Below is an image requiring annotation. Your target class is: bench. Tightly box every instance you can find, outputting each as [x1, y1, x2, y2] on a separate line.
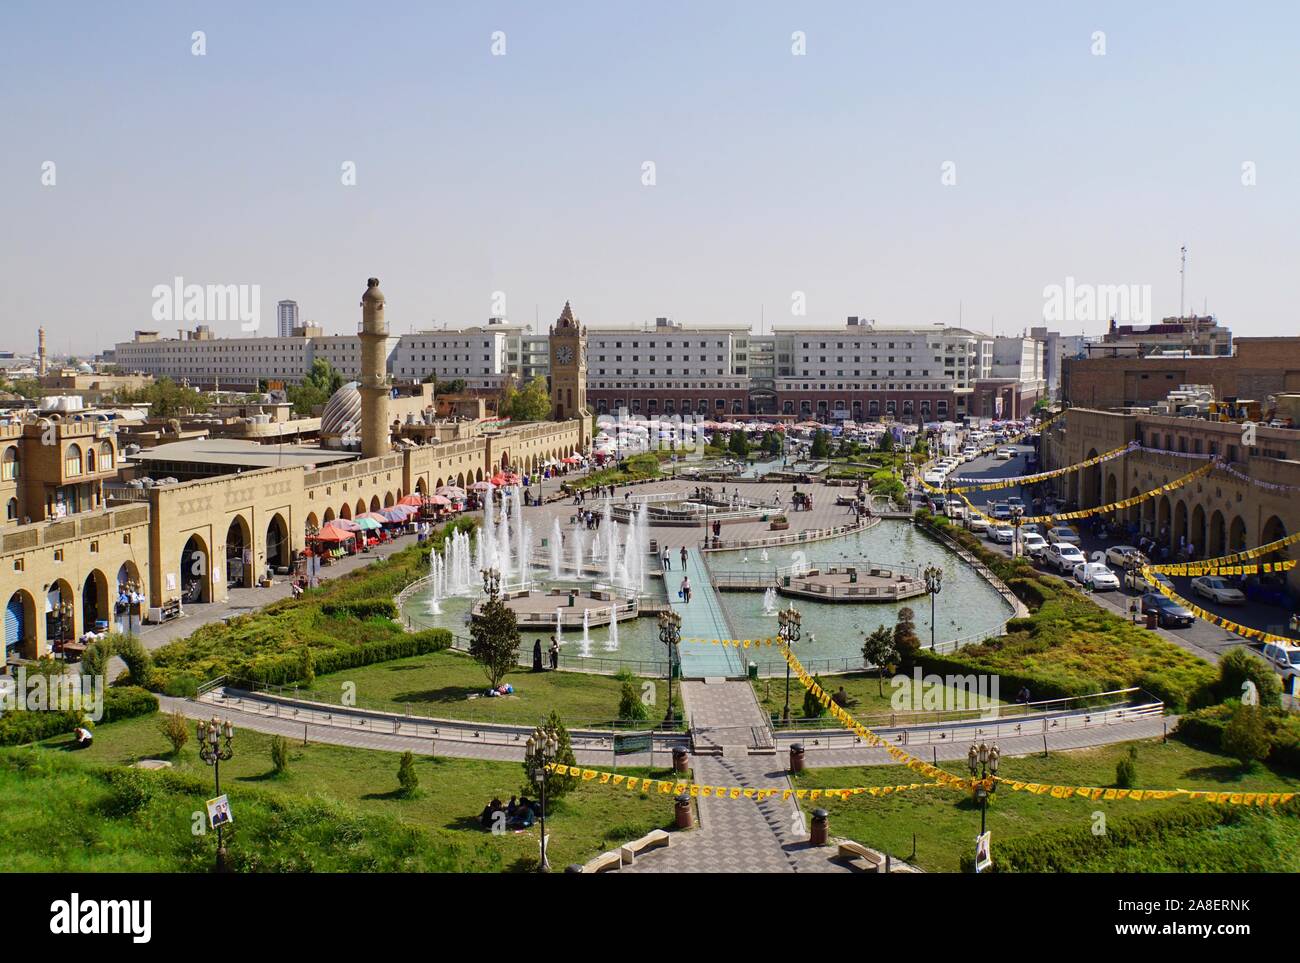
[619, 828, 671, 865]
[582, 850, 623, 873]
[837, 840, 885, 872]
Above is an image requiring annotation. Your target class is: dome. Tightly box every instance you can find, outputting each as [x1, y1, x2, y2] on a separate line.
[320, 381, 361, 440]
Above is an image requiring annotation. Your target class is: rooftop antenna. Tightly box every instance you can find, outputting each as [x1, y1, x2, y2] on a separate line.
[1179, 245, 1187, 320]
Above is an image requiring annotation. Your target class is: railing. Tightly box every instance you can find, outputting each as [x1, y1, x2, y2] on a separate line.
[700, 516, 878, 552]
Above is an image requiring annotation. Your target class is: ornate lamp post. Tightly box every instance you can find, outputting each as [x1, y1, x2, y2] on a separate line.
[481, 566, 501, 600]
[966, 740, 1000, 838]
[197, 715, 235, 871]
[525, 725, 559, 873]
[777, 603, 803, 722]
[924, 564, 943, 650]
[1009, 505, 1024, 558]
[658, 610, 682, 722]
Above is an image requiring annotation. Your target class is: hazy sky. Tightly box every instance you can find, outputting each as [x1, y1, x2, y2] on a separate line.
[3, 1, 1297, 355]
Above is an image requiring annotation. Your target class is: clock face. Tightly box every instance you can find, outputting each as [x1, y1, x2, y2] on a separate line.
[556, 345, 574, 364]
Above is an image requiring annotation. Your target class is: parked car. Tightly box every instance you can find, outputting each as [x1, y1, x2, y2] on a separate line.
[966, 515, 989, 534]
[945, 499, 965, 519]
[923, 470, 947, 486]
[1106, 545, 1147, 568]
[1191, 576, 1246, 605]
[1020, 532, 1048, 557]
[995, 447, 1014, 460]
[1045, 543, 1086, 573]
[989, 525, 1015, 544]
[1006, 496, 1024, 509]
[1140, 592, 1196, 628]
[1260, 642, 1300, 689]
[990, 503, 1012, 521]
[1073, 561, 1121, 591]
[1020, 522, 1044, 538]
[1046, 526, 1081, 546]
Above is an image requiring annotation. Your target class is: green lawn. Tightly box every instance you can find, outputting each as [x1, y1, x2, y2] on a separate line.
[752, 670, 1005, 725]
[793, 739, 1300, 873]
[20, 711, 689, 872]
[298, 648, 671, 729]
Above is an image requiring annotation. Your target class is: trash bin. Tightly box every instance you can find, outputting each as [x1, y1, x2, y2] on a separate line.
[672, 747, 689, 774]
[675, 793, 693, 829]
[783, 575, 791, 587]
[789, 742, 805, 773]
[747, 661, 758, 681]
[1145, 611, 1158, 630]
[810, 808, 829, 846]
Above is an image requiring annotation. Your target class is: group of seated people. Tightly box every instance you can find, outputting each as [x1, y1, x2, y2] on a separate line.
[478, 795, 540, 830]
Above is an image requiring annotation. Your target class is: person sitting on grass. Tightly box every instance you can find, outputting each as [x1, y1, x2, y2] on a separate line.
[831, 686, 858, 708]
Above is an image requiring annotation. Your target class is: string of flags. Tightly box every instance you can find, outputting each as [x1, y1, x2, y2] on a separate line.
[957, 460, 1216, 525]
[939, 443, 1134, 493]
[542, 763, 940, 802]
[1141, 565, 1298, 645]
[1155, 528, 1300, 568]
[1146, 559, 1295, 578]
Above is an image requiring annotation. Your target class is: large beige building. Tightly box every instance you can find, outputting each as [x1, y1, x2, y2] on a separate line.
[3, 288, 587, 663]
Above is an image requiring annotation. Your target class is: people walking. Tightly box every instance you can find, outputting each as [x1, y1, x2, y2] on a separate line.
[680, 545, 688, 568]
[680, 576, 692, 604]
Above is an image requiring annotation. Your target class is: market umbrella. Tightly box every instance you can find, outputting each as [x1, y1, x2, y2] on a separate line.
[313, 527, 354, 543]
[353, 516, 382, 530]
[470, 481, 492, 491]
[398, 495, 424, 507]
[357, 512, 388, 522]
[328, 518, 361, 532]
[435, 486, 465, 497]
[427, 494, 452, 506]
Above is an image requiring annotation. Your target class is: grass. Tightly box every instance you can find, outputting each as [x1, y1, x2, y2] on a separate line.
[14, 711, 687, 872]
[300, 648, 670, 728]
[751, 670, 1005, 725]
[793, 738, 1300, 873]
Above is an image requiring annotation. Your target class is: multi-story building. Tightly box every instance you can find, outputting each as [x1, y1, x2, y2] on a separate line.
[113, 326, 397, 389]
[276, 300, 300, 338]
[391, 325, 511, 390]
[1086, 315, 1232, 359]
[583, 318, 751, 418]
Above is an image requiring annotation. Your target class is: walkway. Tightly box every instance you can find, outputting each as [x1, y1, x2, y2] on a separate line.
[672, 549, 745, 677]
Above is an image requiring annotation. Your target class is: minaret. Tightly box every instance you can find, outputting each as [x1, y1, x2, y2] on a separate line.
[37, 327, 47, 378]
[358, 278, 390, 459]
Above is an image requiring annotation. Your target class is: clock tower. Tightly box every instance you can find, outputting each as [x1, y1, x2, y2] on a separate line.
[549, 301, 589, 429]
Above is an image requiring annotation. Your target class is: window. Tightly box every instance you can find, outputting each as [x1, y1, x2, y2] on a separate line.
[5, 497, 15, 520]
[64, 444, 83, 477]
[0, 446, 17, 481]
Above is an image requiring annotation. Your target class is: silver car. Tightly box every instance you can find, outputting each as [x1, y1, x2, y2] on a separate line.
[1191, 576, 1246, 605]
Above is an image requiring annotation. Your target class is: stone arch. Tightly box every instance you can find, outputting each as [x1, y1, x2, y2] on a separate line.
[266, 513, 290, 572]
[86, 445, 96, 473]
[1104, 472, 1118, 508]
[306, 511, 320, 533]
[1209, 510, 1226, 557]
[81, 568, 110, 633]
[323, 507, 335, 523]
[1081, 449, 1101, 508]
[226, 515, 253, 589]
[340, 503, 352, 520]
[369, 495, 381, 512]
[1127, 487, 1142, 529]
[65, 442, 83, 477]
[476, 467, 484, 482]
[1, 445, 19, 483]
[1156, 495, 1172, 548]
[114, 560, 142, 633]
[415, 477, 426, 494]
[46, 578, 75, 647]
[1173, 499, 1188, 552]
[456, 472, 466, 488]
[1229, 515, 1247, 553]
[4, 589, 37, 660]
[355, 498, 367, 516]
[181, 533, 210, 603]
[384, 491, 395, 508]
[435, 478, 445, 490]
[1190, 504, 1206, 558]
[1261, 514, 1287, 559]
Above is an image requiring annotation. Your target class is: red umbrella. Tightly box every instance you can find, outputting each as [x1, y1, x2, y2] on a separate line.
[398, 495, 423, 507]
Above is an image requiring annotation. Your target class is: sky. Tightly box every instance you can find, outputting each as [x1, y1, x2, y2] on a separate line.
[2, 0, 1297, 355]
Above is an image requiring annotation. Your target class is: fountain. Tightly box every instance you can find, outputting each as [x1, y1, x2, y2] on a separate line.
[606, 603, 619, 651]
[550, 518, 563, 579]
[762, 587, 778, 616]
[580, 607, 592, 657]
[572, 528, 585, 579]
[760, 548, 769, 563]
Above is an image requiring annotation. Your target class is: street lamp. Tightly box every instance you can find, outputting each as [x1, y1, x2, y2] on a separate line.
[658, 610, 682, 722]
[197, 715, 235, 871]
[525, 726, 559, 873]
[481, 566, 501, 599]
[924, 564, 943, 650]
[1009, 506, 1024, 558]
[777, 603, 803, 722]
[966, 740, 1000, 838]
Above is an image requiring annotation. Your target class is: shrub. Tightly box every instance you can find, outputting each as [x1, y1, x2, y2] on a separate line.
[522, 710, 578, 800]
[1212, 648, 1282, 709]
[1222, 703, 1270, 768]
[618, 681, 648, 721]
[270, 735, 290, 775]
[320, 599, 399, 620]
[1115, 745, 1138, 789]
[803, 675, 829, 718]
[160, 710, 189, 755]
[102, 687, 159, 723]
[103, 768, 158, 818]
[396, 751, 419, 797]
[299, 646, 316, 687]
[113, 634, 154, 689]
[1177, 703, 1300, 772]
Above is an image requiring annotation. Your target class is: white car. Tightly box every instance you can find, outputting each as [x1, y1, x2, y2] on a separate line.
[989, 525, 1015, 544]
[1191, 576, 1246, 606]
[1073, 561, 1120, 591]
[1046, 526, 1081, 546]
[966, 515, 989, 534]
[1019, 532, 1048, 557]
[1106, 545, 1147, 568]
[945, 500, 965, 519]
[1260, 643, 1300, 689]
[995, 447, 1014, 460]
[923, 470, 947, 486]
[1045, 542, 1086, 573]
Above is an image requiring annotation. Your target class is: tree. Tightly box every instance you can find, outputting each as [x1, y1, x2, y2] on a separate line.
[764, 431, 783, 457]
[1115, 745, 1138, 789]
[810, 429, 831, 459]
[160, 710, 189, 755]
[893, 607, 921, 664]
[396, 750, 419, 797]
[80, 639, 112, 680]
[877, 431, 895, 452]
[728, 430, 750, 460]
[270, 735, 290, 775]
[115, 377, 209, 418]
[510, 376, 552, 422]
[1221, 703, 1269, 769]
[618, 680, 648, 721]
[498, 379, 519, 419]
[860, 625, 898, 695]
[298, 645, 315, 687]
[469, 587, 520, 689]
[114, 634, 153, 688]
[286, 359, 344, 417]
[1214, 648, 1282, 709]
[521, 710, 579, 801]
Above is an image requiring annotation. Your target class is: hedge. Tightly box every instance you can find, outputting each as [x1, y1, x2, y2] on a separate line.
[227, 628, 453, 688]
[961, 804, 1252, 872]
[0, 686, 158, 746]
[320, 599, 399, 620]
[1176, 704, 1300, 772]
